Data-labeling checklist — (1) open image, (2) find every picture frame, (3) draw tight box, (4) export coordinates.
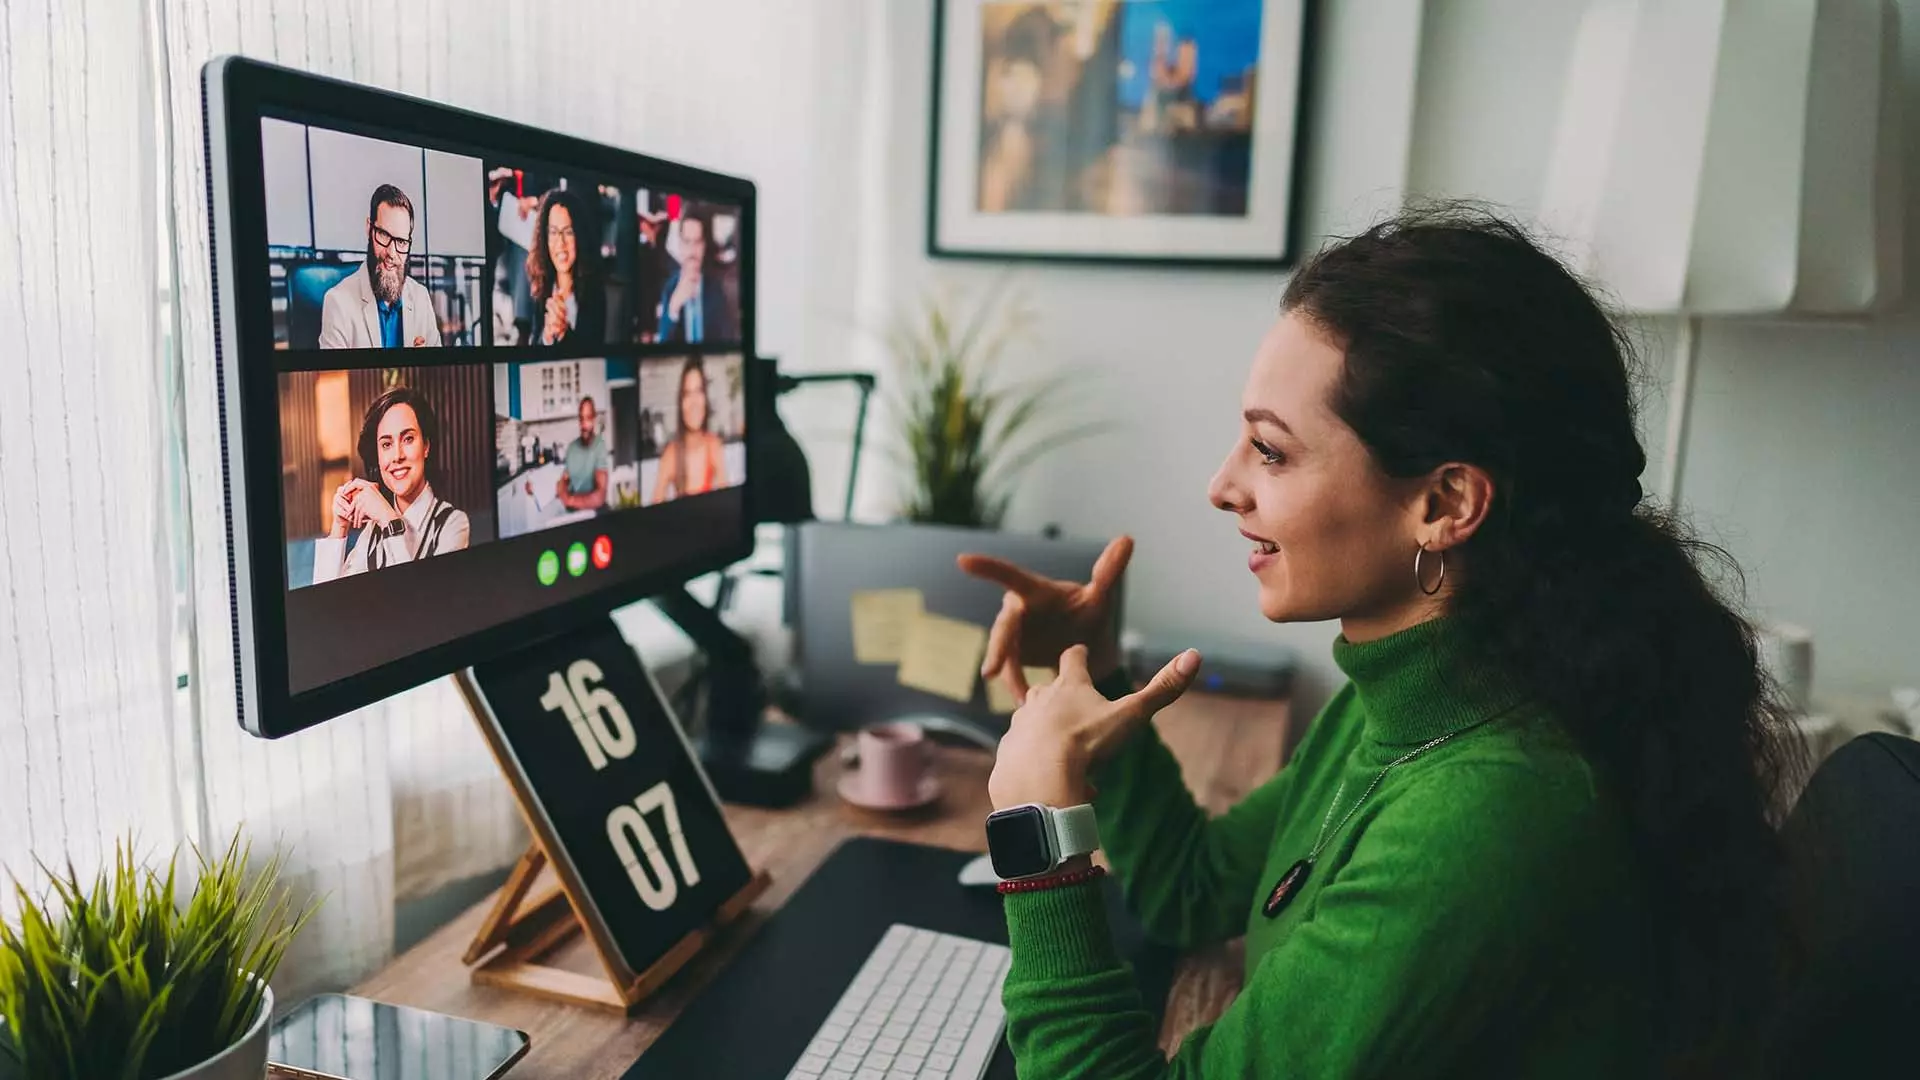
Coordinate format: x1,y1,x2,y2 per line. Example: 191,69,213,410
928,0,1315,268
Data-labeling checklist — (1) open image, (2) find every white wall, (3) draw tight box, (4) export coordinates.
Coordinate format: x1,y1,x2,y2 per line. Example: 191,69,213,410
839,0,1919,715
1403,0,1920,704
837,0,1426,718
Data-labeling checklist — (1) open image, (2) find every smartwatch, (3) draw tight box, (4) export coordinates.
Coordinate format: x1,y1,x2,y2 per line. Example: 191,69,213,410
984,803,1100,880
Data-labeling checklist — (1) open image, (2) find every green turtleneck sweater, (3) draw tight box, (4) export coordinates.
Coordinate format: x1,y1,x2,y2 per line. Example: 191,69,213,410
1000,618,1658,1077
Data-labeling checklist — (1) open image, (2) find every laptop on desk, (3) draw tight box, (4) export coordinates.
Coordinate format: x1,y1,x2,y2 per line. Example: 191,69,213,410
785,522,1117,745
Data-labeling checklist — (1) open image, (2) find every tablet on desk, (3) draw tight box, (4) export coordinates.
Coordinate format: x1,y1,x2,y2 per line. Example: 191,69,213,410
268,994,528,1080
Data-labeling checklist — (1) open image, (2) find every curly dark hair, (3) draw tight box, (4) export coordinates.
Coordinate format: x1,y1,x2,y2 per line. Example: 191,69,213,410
357,385,439,503
1282,202,1804,1078
525,186,601,305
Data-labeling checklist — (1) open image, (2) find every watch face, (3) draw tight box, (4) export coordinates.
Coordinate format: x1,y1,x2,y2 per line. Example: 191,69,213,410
986,805,1052,879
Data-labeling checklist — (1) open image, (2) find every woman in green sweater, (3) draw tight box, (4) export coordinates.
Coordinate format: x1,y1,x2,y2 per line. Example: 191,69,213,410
962,207,1802,1078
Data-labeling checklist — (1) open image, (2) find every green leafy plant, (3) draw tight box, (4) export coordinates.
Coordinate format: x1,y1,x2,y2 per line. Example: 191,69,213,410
0,832,318,1080
885,280,1102,528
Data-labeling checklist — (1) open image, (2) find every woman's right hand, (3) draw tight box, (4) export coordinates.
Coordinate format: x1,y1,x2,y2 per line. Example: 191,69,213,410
958,535,1133,703
543,293,569,343
329,480,363,539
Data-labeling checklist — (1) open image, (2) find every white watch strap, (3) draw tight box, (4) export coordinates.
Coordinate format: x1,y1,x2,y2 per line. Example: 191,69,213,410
1051,804,1100,860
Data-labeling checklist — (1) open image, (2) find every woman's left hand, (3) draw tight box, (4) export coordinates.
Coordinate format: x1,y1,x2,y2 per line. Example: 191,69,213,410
989,644,1200,811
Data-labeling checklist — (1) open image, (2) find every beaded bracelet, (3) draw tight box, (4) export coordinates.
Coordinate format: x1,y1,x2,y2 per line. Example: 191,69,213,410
996,864,1107,895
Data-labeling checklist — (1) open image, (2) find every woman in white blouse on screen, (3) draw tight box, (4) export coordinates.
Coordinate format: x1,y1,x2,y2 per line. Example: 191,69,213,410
312,386,470,583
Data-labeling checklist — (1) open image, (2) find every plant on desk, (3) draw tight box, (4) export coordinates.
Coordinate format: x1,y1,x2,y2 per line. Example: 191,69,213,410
885,279,1102,528
0,832,316,1080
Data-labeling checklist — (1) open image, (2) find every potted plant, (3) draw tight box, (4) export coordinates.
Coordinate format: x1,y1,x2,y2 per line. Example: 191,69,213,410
0,833,317,1080
884,280,1102,528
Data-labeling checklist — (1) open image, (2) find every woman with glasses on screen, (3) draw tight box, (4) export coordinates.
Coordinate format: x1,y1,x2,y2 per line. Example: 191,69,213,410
526,187,607,347
650,356,730,504
312,387,470,583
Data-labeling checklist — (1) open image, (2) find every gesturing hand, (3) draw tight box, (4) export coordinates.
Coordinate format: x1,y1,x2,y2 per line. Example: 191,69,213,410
988,644,1201,811
668,272,699,320
958,535,1132,705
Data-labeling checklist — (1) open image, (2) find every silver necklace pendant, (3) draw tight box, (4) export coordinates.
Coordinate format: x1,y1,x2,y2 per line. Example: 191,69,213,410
1262,858,1312,918
1262,726,1479,920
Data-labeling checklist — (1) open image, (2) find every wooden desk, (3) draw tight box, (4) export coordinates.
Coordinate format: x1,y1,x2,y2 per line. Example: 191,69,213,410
354,692,1291,1078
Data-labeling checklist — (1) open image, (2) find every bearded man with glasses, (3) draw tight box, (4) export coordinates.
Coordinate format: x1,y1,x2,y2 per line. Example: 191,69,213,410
318,183,443,349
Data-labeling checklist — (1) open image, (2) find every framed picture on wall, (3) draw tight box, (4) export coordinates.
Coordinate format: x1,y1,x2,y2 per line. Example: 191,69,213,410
928,0,1313,267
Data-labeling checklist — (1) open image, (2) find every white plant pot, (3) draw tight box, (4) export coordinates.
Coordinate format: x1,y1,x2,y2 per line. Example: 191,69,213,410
157,979,274,1080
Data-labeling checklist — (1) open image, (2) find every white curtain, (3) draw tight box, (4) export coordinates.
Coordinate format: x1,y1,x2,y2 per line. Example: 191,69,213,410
0,0,183,895
4,0,877,1002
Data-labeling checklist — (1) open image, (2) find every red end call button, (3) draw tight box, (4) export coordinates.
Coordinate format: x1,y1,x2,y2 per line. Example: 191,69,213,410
591,535,613,570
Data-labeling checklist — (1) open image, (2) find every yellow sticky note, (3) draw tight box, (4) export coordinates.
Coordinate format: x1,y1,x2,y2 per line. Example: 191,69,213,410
896,612,989,704
850,588,925,664
987,667,1059,714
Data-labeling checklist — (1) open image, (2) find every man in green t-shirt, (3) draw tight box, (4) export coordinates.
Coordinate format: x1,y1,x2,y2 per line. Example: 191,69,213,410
531,395,608,513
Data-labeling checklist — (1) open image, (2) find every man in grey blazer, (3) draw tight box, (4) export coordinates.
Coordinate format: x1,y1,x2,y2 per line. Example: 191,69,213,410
318,183,443,349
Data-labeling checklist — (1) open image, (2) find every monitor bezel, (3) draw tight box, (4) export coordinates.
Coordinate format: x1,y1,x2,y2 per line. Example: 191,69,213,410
204,56,759,739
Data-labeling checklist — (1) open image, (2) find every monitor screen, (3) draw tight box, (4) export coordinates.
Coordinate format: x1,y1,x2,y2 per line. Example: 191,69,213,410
205,57,758,737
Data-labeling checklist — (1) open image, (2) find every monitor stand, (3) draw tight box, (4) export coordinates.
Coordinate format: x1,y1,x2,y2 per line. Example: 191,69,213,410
652,585,831,808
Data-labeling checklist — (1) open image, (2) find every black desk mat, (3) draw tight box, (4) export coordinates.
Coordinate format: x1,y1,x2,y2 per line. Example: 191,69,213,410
622,836,1174,1079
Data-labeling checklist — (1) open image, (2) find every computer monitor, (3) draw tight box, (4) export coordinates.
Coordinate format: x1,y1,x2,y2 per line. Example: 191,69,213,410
204,57,760,738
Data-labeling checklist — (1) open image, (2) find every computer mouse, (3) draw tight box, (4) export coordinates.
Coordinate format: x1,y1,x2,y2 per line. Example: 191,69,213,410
957,853,1001,888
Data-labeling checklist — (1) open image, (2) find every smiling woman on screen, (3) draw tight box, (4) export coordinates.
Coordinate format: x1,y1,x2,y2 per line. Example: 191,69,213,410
527,187,607,347
312,386,470,584
963,205,1803,1079
651,356,730,504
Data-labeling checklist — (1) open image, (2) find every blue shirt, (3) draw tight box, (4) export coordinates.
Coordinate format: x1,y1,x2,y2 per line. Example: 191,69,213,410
686,287,703,343
377,298,402,349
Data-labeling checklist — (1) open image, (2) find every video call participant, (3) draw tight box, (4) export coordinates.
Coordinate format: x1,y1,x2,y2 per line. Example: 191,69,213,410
312,387,470,582
651,357,730,504
526,395,609,513
527,188,606,346
318,185,443,349
656,211,736,345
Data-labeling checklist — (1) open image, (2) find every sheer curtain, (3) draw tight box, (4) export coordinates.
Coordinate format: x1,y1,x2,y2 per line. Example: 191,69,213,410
4,0,879,1001
0,0,183,897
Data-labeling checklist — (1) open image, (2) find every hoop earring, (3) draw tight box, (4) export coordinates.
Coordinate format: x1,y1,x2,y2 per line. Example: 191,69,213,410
1415,543,1446,596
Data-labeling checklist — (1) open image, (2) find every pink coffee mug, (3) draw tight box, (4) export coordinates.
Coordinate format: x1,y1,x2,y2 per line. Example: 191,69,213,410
848,721,934,807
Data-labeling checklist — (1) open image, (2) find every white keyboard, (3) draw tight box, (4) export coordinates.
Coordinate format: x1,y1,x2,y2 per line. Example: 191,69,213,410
783,923,1011,1080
